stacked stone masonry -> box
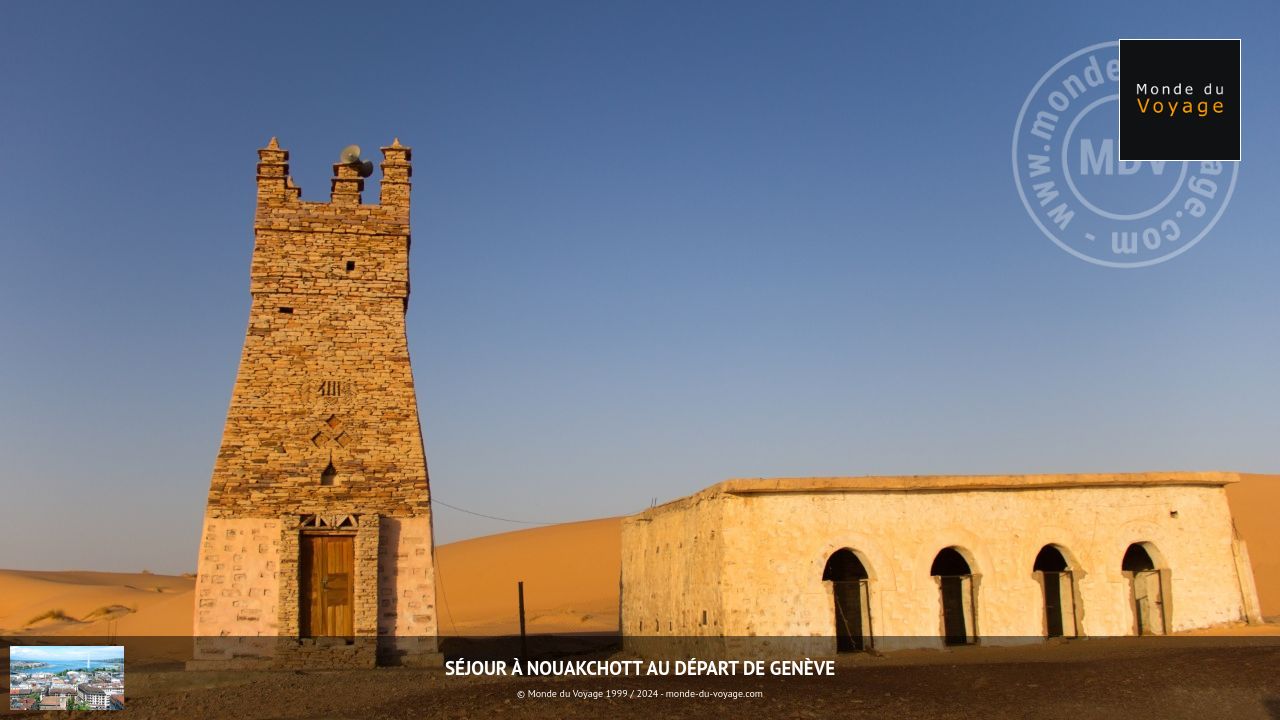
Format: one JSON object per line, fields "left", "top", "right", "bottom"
{"left": 191, "top": 139, "right": 440, "bottom": 669}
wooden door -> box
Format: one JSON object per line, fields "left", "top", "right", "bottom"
{"left": 1043, "top": 572, "right": 1064, "bottom": 637}
{"left": 1059, "top": 571, "right": 1078, "bottom": 637}
{"left": 301, "top": 535, "right": 354, "bottom": 637}
{"left": 940, "top": 575, "right": 969, "bottom": 645}
{"left": 857, "top": 579, "right": 873, "bottom": 650}
{"left": 959, "top": 575, "right": 976, "bottom": 644}
{"left": 1133, "top": 570, "right": 1164, "bottom": 636}
{"left": 832, "top": 580, "right": 864, "bottom": 651}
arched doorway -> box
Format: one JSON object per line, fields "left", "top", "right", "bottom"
{"left": 931, "top": 547, "right": 976, "bottom": 645}
{"left": 823, "top": 549, "right": 872, "bottom": 651}
{"left": 1122, "top": 543, "right": 1168, "bottom": 635}
{"left": 1033, "top": 545, "right": 1078, "bottom": 638}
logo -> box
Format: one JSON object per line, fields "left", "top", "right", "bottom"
{"left": 1118, "top": 39, "right": 1241, "bottom": 161}
{"left": 1012, "top": 42, "right": 1238, "bottom": 268}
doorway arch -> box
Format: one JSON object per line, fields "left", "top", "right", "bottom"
{"left": 1033, "top": 545, "right": 1079, "bottom": 638}
{"left": 1122, "top": 542, "right": 1169, "bottom": 635}
{"left": 823, "top": 549, "right": 872, "bottom": 651}
{"left": 931, "top": 547, "right": 976, "bottom": 645}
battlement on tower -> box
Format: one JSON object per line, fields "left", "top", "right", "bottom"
{"left": 249, "top": 138, "right": 415, "bottom": 302}
{"left": 255, "top": 136, "right": 413, "bottom": 209}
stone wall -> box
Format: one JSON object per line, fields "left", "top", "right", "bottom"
{"left": 191, "top": 517, "right": 281, "bottom": 662}
{"left": 622, "top": 473, "right": 1260, "bottom": 656}
{"left": 621, "top": 494, "right": 726, "bottom": 657}
{"left": 377, "top": 516, "right": 440, "bottom": 663}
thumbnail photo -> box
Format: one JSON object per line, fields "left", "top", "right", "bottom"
{"left": 8, "top": 645, "right": 125, "bottom": 711}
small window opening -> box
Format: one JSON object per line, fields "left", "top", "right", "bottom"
{"left": 320, "top": 462, "right": 337, "bottom": 486}
{"left": 701, "top": 610, "right": 707, "bottom": 626}
{"left": 278, "top": 307, "right": 293, "bottom": 314}
{"left": 346, "top": 261, "right": 356, "bottom": 272}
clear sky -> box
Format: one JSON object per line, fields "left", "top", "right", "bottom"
{"left": 1, "top": 2, "right": 1277, "bottom": 574}
{"left": 11, "top": 646, "right": 123, "bottom": 663}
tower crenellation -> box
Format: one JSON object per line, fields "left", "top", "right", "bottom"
{"left": 379, "top": 138, "right": 412, "bottom": 208}
{"left": 329, "top": 160, "right": 365, "bottom": 206}
{"left": 255, "top": 137, "right": 291, "bottom": 203}
{"left": 254, "top": 137, "right": 414, "bottom": 213}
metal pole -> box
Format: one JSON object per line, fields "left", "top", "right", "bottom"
{"left": 518, "top": 580, "right": 528, "bottom": 661}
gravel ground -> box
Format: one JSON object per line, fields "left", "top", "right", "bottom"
{"left": 14, "top": 636, "right": 1280, "bottom": 719}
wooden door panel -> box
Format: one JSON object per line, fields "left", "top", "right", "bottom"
{"left": 301, "top": 535, "right": 355, "bottom": 638}
{"left": 832, "top": 580, "right": 862, "bottom": 651}
{"left": 1135, "top": 570, "right": 1164, "bottom": 636}
{"left": 1060, "top": 572, "right": 1077, "bottom": 637}
{"left": 940, "top": 576, "right": 968, "bottom": 645}
{"left": 1043, "top": 572, "right": 1064, "bottom": 637}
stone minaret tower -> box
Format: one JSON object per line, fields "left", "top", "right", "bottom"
{"left": 190, "top": 139, "right": 440, "bottom": 668}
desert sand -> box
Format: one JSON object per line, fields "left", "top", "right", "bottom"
{"left": 1228, "top": 474, "right": 1280, "bottom": 617}
{"left": 0, "top": 569, "right": 194, "bottom": 637}
{"left": 0, "top": 474, "right": 1273, "bottom": 638}
{"left": 433, "top": 517, "right": 621, "bottom": 636}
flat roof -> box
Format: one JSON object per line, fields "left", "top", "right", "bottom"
{"left": 631, "top": 471, "right": 1267, "bottom": 521}
{"left": 720, "top": 471, "right": 1248, "bottom": 494}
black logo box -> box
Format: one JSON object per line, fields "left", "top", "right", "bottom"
{"left": 1119, "top": 39, "right": 1240, "bottom": 162}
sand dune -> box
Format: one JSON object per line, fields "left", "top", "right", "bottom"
{"left": 0, "top": 569, "right": 195, "bottom": 636}
{"left": 0, "top": 474, "right": 1272, "bottom": 639}
{"left": 1228, "top": 474, "right": 1280, "bottom": 618}
{"left": 433, "top": 517, "right": 621, "bottom": 636}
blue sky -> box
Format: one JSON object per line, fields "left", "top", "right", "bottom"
{"left": 11, "top": 646, "right": 123, "bottom": 662}
{"left": 1, "top": 1, "right": 1277, "bottom": 573}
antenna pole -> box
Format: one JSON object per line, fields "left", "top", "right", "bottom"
{"left": 518, "top": 581, "right": 527, "bottom": 662}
